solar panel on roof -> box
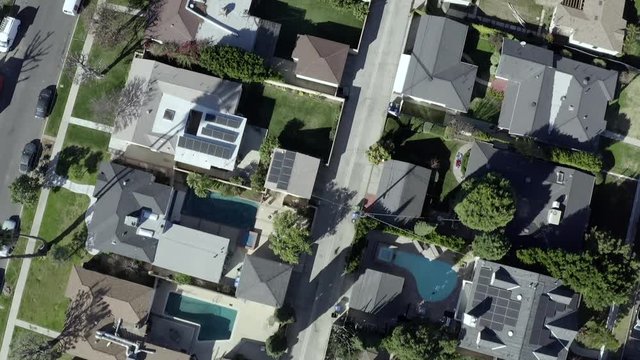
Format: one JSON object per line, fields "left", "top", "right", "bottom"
{"left": 201, "top": 125, "right": 239, "bottom": 143}
{"left": 472, "top": 267, "right": 522, "bottom": 333}
{"left": 267, "top": 150, "right": 297, "bottom": 190}
{"left": 206, "top": 112, "right": 242, "bottom": 129}
{"left": 177, "top": 136, "right": 235, "bottom": 160}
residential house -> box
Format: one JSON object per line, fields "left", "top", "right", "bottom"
{"left": 87, "top": 162, "right": 240, "bottom": 283}
{"left": 264, "top": 148, "right": 321, "bottom": 199}
{"left": 393, "top": 15, "right": 477, "bottom": 113}
{"left": 367, "top": 160, "right": 431, "bottom": 226}
{"left": 465, "top": 141, "right": 595, "bottom": 252}
{"left": 65, "top": 266, "right": 190, "bottom": 360}
{"left": 350, "top": 269, "right": 405, "bottom": 314}
{"left": 456, "top": 260, "right": 581, "bottom": 360}
{"left": 551, "top": 0, "right": 626, "bottom": 56}
{"left": 495, "top": 39, "right": 617, "bottom": 151}
{"left": 110, "top": 58, "right": 253, "bottom": 174}
{"left": 235, "top": 254, "right": 293, "bottom": 307}
{"left": 291, "top": 35, "right": 350, "bottom": 88}
{"left": 147, "top": 0, "right": 264, "bottom": 51}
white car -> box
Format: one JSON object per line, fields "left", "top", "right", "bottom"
{"left": 0, "top": 17, "right": 20, "bottom": 53}
{"left": 0, "top": 219, "right": 17, "bottom": 257}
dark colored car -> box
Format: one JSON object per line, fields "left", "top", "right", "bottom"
{"left": 34, "top": 87, "right": 55, "bottom": 118}
{"left": 19, "top": 142, "right": 37, "bottom": 174}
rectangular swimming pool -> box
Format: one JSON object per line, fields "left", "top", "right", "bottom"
{"left": 181, "top": 191, "right": 259, "bottom": 229}
{"left": 165, "top": 292, "right": 237, "bottom": 341}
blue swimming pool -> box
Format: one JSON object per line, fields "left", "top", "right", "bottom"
{"left": 165, "top": 292, "right": 237, "bottom": 341}
{"left": 182, "top": 190, "right": 258, "bottom": 229}
{"left": 384, "top": 249, "right": 458, "bottom": 302}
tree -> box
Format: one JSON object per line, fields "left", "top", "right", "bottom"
{"left": 199, "top": 45, "right": 276, "bottom": 83}
{"left": 9, "top": 175, "right": 42, "bottom": 206}
{"left": 517, "top": 229, "right": 640, "bottom": 309}
{"left": 327, "top": 324, "right": 364, "bottom": 360}
{"left": 624, "top": 24, "right": 640, "bottom": 56}
{"left": 114, "top": 76, "right": 148, "bottom": 131}
{"left": 65, "top": 52, "right": 104, "bottom": 84}
{"left": 186, "top": 173, "right": 216, "bottom": 198}
{"left": 413, "top": 221, "right": 435, "bottom": 236}
{"left": 252, "top": 135, "right": 280, "bottom": 190}
{"left": 382, "top": 323, "right": 459, "bottom": 360}
{"left": 10, "top": 331, "right": 59, "bottom": 360}
{"left": 265, "top": 326, "right": 288, "bottom": 358}
{"left": 549, "top": 148, "right": 602, "bottom": 174}
{"left": 366, "top": 140, "right": 393, "bottom": 165}
{"left": 576, "top": 320, "right": 620, "bottom": 351}
{"left": 274, "top": 305, "right": 295, "bottom": 324}
{"left": 472, "top": 232, "right": 511, "bottom": 260}
{"left": 454, "top": 172, "right": 516, "bottom": 232}
{"left": 268, "top": 210, "right": 312, "bottom": 264}
{"left": 92, "top": 5, "right": 123, "bottom": 47}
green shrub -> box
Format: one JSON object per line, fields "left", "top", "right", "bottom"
{"left": 472, "top": 232, "right": 511, "bottom": 260}
{"left": 576, "top": 320, "right": 620, "bottom": 351}
{"left": 172, "top": 273, "right": 194, "bottom": 285}
{"left": 624, "top": 24, "right": 640, "bottom": 56}
{"left": 345, "top": 218, "right": 381, "bottom": 273}
{"left": 322, "top": 0, "right": 369, "bottom": 20}
{"left": 199, "top": 45, "right": 278, "bottom": 83}
{"left": 593, "top": 58, "right": 607, "bottom": 68}
{"left": 469, "top": 96, "right": 501, "bottom": 124}
{"left": 384, "top": 227, "right": 467, "bottom": 252}
{"left": 275, "top": 305, "right": 296, "bottom": 324}
{"left": 266, "top": 326, "right": 288, "bottom": 358}
{"left": 366, "top": 140, "right": 393, "bottom": 165}
{"left": 549, "top": 148, "right": 603, "bottom": 174}
{"left": 414, "top": 221, "right": 436, "bottom": 236}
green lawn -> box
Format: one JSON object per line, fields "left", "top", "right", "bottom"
{"left": 606, "top": 76, "right": 640, "bottom": 139}
{"left": 45, "top": 2, "right": 93, "bottom": 137}
{"left": 601, "top": 138, "right": 640, "bottom": 177}
{"left": 57, "top": 125, "right": 111, "bottom": 185}
{"left": 400, "top": 101, "right": 446, "bottom": 124}
{"left": 261, "top": 85, "right": 342, "bottom": 160}
{"left": 477, "top": 0, "right": 544, "bottom": 28}
{"left": 71, "top": 11, "right": 144, "bottom": 124}
{"left": 252, "top": 0, "right": 364, "bottom": 57}
{"left": 18, "top": 189, "right": 90, "bottom": 331}
{"left": 590, "top": 174, "right": 635, "bottom": 239}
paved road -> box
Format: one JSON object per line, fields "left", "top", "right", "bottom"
{"left": 0, "top": 0, "right": 75, "bottom": 268}
{"left": 286, "top": 0, "right": 413, "bottom": 359}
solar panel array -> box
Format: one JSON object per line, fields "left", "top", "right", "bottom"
{"left": 201, "top": 125, "right": 238, "bottom": 143}
{"left": 473, "top": 267, "right": 522, "bottom": 332}
{"left": 177, "top": 136, "right": 233, "bottom": 159}
{"left": 267, "top": 150, "right": 296, "bottom": 190}
{"left": 205, "top": 112, "right": 242, "bottom": 129}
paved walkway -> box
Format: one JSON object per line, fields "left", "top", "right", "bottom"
{"left": 0, "top": 0, "right": 102, "bottom": 357}
{"left": 14, "top": 320, "right": 61, "bottom": 338}
{"left": 603, "top": 130, "right": 640, "bottom": 147}
{"left": 69, "top": 117, "right": 114, "bottom": 133}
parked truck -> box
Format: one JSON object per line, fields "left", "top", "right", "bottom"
{"left": 0, "top": 16, "right": 20, "bottom": 53}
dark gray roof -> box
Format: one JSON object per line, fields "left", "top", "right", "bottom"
{"left": 465, "top": 142, "right": 594, "bottom": 252}
{"left": 401, "top": 15, "right": 477, "bottom": 112}
{"left": 459, "top": 260, "right": 581, "bottom": 360}
{"left": 236, "top": 255, "right": 293, "bottom": 307}
{"left": 88, "top": 162, "right": 173, "bottom": 262}
{"left": 371, "top": 160, "right": 431, "bottom": 226}
{"left": 496, "top": 39, "right": 617, "bottom": 151}
{"left": 350, "top": 269, "right": 404, "bottom": 313}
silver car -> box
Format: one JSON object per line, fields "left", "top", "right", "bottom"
{"left": 19, "top": 142, "right": 38, "bottom": 174}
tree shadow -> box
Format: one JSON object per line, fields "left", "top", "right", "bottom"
{"left": 604, "top": 101, "right": 631, "bottom": 137}
{"left": 308, "top": 181, "right": 357, "bottom": 236}
{"left": 56, "top": 145, "right": 90, "bottom": 178}
{"left": 85, "top": 151, "right": 104, "bottom": 174}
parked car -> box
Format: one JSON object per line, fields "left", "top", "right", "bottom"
{"left": 19, "top": 142, "right": 38, "bottom": 174}
{"left": 387, "top": 101, "right": 401, "bottom": 117}
{"left": 34, "top": 87, "right": 55, "bottom": 118}
{"left": 634, "top": 308, "right": 640, "bottom": 331}
{"left": 0, "top": 218, "right": 18, "bottom": 257}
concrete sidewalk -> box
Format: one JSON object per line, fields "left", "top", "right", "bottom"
{"left": 14, "top": 320, "right": 61, "bottom": 338}
{"left": 603, "top": 130, "right": 640, "bottom": 147}
{"left": 69, "top": 117, "right": 114, "bottom": 133}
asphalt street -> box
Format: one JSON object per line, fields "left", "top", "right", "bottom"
{"left": 0, "top": 0, "right": 76, "bottom": 267}
{"left": 287, "top": 0, "right": 414, "bottom": 359}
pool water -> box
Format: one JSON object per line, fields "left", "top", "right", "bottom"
{"left": 182, "top": 191, "right": 258, "bottom": 229}
{"left": 391, "top": 250, "right": 458, "bottom": 302}
{"left": 165, "top": 292, "right": 237, "bottom": 341}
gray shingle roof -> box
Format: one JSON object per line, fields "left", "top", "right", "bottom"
{"left": 465, "top": 142, "right": 594, "bottom": 252}
{"left": 371, "top": 160, "right": 431, "bottom": 226}
{"left": 350, "top": 269, "right": 404, "bottom": 313}
{"left": 88, "top": 162, "right": 173, "bottom": 262}
{"left": 401, "top": 15, "right": 477, "bottom": 112}
{"left": 459, "top": 260, "right": 581, "bottom": 360}
{"left": 496, "top": 39, "right": 617, "bottom": 151}
{"left": 236, "top": 255, "right": 293, "bottom": 307}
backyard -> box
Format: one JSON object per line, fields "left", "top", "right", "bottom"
{"left": 251, "top": 0, "right": 364, "bottom": 57}
{"left": 45, "top": 1, "right": 93, "bottom": 136}
{"left": 601, "top": 138, "right": 640, "bottom": 177}
{"left": 477, "top": 0, "right": 545, "bottom": 29}
{"left": 590, "top": 174, "right": 635, "bottom": 239}
{"left": 56, "top": 125, "right": 111, "bottom": 185}
{"left": 18, "top": 189, "right": 90, "bottom": 331}
{"left": 71, "top": 10, "right": 145, "bottom": 125}
{"left": 240, "top": 84, "right": 342, "bottom": 160}
{"left": 606, "top": 76, "right": 640, "bottom": 139}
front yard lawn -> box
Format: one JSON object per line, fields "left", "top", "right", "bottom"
{"left": 56, "top": 124, "right": 111, "bottom": 185}
{"left": 252, "top": 84, "right": 342, "bottom": 160}
{"left": 590, "top": 174, "right": 635, "bottom": 239}
{"left": 18, "top": 189, "right": 90, "bottom": 331}
{"left": 601, "top": 138, "right": 640, "bottom": 177}
{"left": 252, "top": 0, "right": 364, "bottom": 57}
{"left": 606, "top": 76, "right": 640, "bottom": 139}
{"left": 71, "top": 11, "right": 144, "bottom": 125}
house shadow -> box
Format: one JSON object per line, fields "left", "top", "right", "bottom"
{"left": 279, "top": 118, "right": 333, "bottom": 161}
{"left": 237, "top": 84, "right": 275, "bottom": 129}
{"left": 222, "top": 337, "right": 271, "bottom": 360}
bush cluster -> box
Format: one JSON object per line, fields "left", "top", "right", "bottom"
{"left": 322, "top": 0, "right": 369, "bottom": 20}
{"left": 345, "top": 218, "right": 380, "bottom": 273}
{"left": 383, "top": 226, "right": 467, "bottom": 252}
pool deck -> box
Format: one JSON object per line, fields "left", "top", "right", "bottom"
{"left": 151, "top": 280, "right": 279, "bottom": 360}
{"left": 347, "top": 231, "right": 463, "bottom": 327}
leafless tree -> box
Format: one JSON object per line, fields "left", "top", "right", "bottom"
{"left": 90, "top": 90, "right": 120, "bottom": 125}
{"left": 92, "top": 5, "right": 125, "bottom": 47}
{"left": 65, "top": 52, "right": 104, "bottom": 84}
{"left": 55, "top": 288, "right": 112, "bottom": 353}
{"left": 114, "top": 76, "right": 149, "bottom": 131}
